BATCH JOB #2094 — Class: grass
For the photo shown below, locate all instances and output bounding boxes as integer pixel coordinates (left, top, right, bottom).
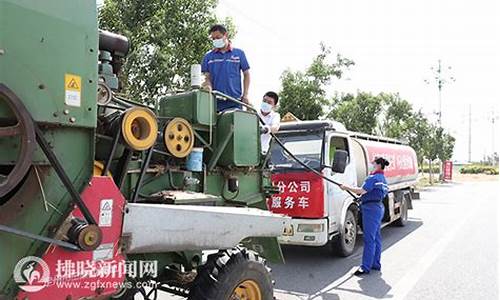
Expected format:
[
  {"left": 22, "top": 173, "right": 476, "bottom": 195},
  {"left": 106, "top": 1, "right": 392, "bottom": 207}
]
[{"left": 416, "top": 173, "right": 438, "bottom": 189}]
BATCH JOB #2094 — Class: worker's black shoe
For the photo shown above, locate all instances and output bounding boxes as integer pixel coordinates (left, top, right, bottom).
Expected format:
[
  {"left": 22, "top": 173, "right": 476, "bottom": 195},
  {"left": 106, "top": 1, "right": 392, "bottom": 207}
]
[{"left": 354, "top": 268, "right": 369, "bottom": 276}]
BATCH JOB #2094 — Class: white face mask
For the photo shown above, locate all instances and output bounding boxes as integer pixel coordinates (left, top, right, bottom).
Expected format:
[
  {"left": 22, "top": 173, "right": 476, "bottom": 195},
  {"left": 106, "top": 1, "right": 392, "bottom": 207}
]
[
  {"left": 368, "top": 163, "right": 376, "bottom": 173},
  {"left": 261, "top": 102, "right": 273, "bottom": 113},
  {"left": 212, "top": 38, "right": 225, "bottom": 49}
]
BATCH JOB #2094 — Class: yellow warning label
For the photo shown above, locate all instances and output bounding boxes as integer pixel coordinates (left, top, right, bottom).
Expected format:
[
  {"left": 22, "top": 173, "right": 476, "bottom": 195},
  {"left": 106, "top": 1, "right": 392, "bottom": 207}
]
[
  {"left": 65, "top": 74, "right": 81, "bottom": 92},
  {"left": 64, "top": 74, "right": 81, "bottom": 107}
]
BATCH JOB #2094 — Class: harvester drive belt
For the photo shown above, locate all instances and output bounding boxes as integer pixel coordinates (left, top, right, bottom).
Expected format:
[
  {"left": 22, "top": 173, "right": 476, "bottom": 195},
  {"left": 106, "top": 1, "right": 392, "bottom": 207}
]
[
  {"left": 34, "top": 124, "right": 97, "bottom": 225},
  {"left": 0, "top": 224, "right": 80, "bottom": 251}
]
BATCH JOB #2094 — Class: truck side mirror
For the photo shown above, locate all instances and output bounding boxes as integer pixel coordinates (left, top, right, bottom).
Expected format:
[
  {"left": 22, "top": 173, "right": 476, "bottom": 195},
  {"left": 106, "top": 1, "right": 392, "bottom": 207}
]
[{"left": 331, "top": 150, "right": 348, "bottom": 173}]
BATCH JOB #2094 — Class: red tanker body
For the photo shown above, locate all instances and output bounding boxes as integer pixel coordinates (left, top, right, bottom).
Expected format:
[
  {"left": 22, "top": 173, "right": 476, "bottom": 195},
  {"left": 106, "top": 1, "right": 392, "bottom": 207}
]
[
  {"left": 269, "top": 121, "right": 417, "bottom": 256},
  {"left": 350, "top": 133, "right": 418, "bottom": 187}
]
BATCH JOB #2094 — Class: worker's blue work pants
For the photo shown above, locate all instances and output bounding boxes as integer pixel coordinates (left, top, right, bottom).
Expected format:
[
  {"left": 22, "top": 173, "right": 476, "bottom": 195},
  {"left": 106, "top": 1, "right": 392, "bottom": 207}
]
[{"left": 361, "top": 202, "right": 384, "bottom": 272}]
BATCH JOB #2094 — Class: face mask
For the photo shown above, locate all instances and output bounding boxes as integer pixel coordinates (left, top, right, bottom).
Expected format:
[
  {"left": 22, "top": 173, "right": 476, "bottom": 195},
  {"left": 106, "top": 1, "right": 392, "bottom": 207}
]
[
  {"left": 261, "top": 102, "right": 273, "bottom": 113},
  {"left": 368, "top": 163, "right": 376, "bottom": 173},
  {"left": 212, "top": 38, "right": 225, "bottom": 49}
]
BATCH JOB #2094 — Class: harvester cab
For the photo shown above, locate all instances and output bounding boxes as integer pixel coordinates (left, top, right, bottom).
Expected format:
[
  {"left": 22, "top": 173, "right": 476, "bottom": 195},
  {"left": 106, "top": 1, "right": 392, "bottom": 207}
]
[{"left": 0, "top": 1, "right": 289, "bottom": 299}]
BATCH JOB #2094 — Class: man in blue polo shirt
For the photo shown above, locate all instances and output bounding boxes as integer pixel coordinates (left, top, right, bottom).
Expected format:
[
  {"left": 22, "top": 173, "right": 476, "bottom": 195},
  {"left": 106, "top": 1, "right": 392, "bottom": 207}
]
[{"left": 201, "top": 24, "right": 251, "bottom": 111}]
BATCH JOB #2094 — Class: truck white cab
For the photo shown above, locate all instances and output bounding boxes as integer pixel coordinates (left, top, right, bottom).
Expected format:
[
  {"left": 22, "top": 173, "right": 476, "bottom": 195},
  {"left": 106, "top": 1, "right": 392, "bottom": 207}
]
[{"left": 268, "top": 120, "right": 418, "bottom": 256}]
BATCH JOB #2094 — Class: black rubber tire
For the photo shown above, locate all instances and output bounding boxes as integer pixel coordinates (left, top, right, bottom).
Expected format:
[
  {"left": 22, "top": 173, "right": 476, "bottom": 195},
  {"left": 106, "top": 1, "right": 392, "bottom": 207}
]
[
  {"left": 188, "top": 246, "right": 273, "bottom": 300},
  {"left": 394, "top": 197, "right": 408, "bottom": 227},
  {"left": 331, "top": 208, "right": 357, "bottom": 257}
]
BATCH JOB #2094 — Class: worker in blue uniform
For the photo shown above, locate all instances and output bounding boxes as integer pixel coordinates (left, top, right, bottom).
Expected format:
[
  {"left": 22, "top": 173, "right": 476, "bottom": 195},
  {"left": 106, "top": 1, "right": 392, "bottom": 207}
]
[
  {"left": 201, "top": 24, "right": 250, "bottom": 112},
  {"left": 341, "top": 157, "right": 389, "bottom": 275}
]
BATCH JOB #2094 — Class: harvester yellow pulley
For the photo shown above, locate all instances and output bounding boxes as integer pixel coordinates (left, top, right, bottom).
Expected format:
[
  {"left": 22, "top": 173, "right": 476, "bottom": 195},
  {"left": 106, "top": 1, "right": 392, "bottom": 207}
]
[
  {"left": 121, "top": 107, "right": 158, "bottom": 151},
  {"left": 163, "top": 117, "right": 194, "bottom": 158},
  {"left": 232, "top": 280, "right": 262, "bottom": 300}
]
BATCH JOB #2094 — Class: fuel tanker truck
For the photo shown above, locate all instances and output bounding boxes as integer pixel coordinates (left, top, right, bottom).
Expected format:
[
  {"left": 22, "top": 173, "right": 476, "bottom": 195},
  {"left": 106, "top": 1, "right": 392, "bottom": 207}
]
[
  {"left": 0, "top": 1, "right": 290, "bottom": 299},
  {"left": 269, "top": 120, "right": 418, "bottom": 256}
]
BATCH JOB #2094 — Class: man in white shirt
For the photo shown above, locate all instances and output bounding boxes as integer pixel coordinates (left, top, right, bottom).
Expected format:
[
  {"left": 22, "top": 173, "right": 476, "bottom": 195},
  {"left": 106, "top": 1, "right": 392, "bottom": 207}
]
[{"left": 257, "top": 91, "right": 281, "bottom": 153}]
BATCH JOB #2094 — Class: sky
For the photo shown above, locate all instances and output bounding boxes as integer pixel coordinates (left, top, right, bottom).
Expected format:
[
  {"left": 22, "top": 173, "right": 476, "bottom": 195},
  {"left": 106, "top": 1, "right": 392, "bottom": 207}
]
[
  {"left": 216, "top": 0, "right": 499, "bottom": 162},
  {"left": 96, "top": 0, "right": 499, "bottom": 162}
]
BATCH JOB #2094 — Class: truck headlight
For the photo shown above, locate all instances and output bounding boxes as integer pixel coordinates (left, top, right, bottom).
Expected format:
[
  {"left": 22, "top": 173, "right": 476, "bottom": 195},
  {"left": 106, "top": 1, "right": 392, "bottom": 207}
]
[{"left": 297, "top": 224, "right": 324, "bottom": 233}]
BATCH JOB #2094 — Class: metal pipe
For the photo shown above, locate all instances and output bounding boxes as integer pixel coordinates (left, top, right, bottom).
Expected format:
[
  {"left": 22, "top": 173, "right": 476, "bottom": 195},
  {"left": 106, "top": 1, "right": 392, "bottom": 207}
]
[
  {"left": 212, "top": 90, "right": 256, "bottom": 112},
  {"left": 99, "top": 29, "right": 130, "bottom": 57}
]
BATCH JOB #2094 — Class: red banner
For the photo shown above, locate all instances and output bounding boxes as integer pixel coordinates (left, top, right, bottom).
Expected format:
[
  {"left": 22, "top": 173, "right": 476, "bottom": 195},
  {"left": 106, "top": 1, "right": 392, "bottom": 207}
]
[
  {"left": 443, "top": 160, "right": 453, "bottom": 180},
  {"left": 269, "top": 171, "right": 325, "bottom": 218}
]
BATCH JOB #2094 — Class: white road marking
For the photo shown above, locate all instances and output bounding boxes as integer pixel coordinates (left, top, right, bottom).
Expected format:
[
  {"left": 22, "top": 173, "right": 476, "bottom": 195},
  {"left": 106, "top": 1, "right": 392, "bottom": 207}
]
[
  {"left": 387, "top": 197, "right": 482, "bottom": 300},
  {"left": 274, "top": 289, "right": 309, "bottom": 299},
  {"left": 307, "top": 267, "right": 358, "bottom": 299}
]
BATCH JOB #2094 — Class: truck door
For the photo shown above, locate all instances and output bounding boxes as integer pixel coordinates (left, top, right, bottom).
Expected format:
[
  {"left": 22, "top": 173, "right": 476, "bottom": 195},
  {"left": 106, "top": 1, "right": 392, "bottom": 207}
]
[{"left": 325, "top": 134, "right": 357, "bottom": 233}]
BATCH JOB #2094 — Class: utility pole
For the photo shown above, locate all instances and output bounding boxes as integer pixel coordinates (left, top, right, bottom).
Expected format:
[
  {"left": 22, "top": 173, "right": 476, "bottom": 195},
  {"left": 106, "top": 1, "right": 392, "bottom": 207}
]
[
  {"left": 468, "top": 104, "right": 472, "bottom": 163},
  {"left": 491, "top": 107, "right": 499, "bottom": 155},
  {"left": 425, "top": 59, "right": 455, "bottom": 126}
]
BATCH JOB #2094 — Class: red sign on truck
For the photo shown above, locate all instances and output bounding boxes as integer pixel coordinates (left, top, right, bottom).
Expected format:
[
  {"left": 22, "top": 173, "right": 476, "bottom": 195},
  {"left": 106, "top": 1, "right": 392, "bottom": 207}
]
[
  {"left": 269, "top": 171, "right": 325, "bottom": 218},
  {"left": 358, "top": 139, "right": 418, "bottom": 183}
]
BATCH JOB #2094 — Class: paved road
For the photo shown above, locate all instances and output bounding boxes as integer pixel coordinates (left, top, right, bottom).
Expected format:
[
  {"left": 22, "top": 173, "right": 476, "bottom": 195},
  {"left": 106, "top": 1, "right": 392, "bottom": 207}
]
[
  {"left": 158, "top": 180, "right": 499, "bottom": 299},
  {"left": 272, "top": 180, "right": 499, "bottom": 300}
]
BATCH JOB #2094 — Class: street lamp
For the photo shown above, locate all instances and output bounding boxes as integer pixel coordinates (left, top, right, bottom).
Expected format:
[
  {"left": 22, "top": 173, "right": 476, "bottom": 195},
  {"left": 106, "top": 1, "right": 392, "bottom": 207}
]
[{"left": 424, "top": 59, "right": 455, "bottom": 126}]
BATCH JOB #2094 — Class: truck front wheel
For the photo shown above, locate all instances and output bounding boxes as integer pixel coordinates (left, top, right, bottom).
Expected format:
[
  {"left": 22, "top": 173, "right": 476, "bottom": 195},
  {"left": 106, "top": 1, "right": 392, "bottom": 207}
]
[
  {"left": 331, "top": 208, "right": 357, "bottom": 257},
  {"left": 188, "top": 246, "right": 273, "bottom": 300},
  {"left": 394, "top": 196, "right": 408, "bottom": 227}
]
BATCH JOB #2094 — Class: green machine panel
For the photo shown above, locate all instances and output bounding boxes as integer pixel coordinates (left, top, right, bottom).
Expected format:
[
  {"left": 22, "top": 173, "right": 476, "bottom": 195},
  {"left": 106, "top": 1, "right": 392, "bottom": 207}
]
[
  {"left": 217, "top": 110, "right": 260, "bottom": 167},
  {"left": 0, "top": 0, "right": 98, "bottom": 128},
  {"left": 0, "top": 1, "right": 97, "bottom": 296},
  {"left": 160, "top": 90, "right": 216, "bottom": 126}
]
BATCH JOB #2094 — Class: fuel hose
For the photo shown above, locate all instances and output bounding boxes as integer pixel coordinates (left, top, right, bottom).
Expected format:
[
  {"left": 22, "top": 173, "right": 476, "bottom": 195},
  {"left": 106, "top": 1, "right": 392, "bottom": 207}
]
[{"left": 211, "top": 91, "right": 359, "bottom": 201}]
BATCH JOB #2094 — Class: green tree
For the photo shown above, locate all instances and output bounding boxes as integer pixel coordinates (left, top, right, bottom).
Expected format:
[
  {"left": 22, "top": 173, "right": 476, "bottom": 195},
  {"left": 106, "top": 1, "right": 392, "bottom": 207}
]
[
  {"left": 421, "top": 124, "right": 455, "bottom": 183},
  {"left": 378, "top": 93, "right": 414, "bottom": 139},
  {"left": 326, "top": 90, "right": 455, "bottom": 179},
  {"left": 327, "top": 91, "right": 384, "bottom": 135},
  {"left": 422, "top": 124, "right": 439, "bottom": 183},
  {"left": 378, "top": 94, "right": 430, "bottom": 168},
  {"left": 99, "top": 0, "right": 234, "bottom": 105},
  {"left": 436, "top": 127, "right": 456, "bottom": 162},
  {"left": 278, "top": 44, "right": 354, "bottom": 120},
  {"left": 379, "top": 95, "right": 431, "bottom": 170},
  {"left": 404, "top": 111, "right": 431, "bottom": 168}
]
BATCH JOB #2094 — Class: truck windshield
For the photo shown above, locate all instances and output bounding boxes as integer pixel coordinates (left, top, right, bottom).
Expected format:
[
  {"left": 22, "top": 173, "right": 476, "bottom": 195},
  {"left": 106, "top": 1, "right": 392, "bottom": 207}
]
[{"left": 270, "top": 132, "right": 323, "bottom": 170}]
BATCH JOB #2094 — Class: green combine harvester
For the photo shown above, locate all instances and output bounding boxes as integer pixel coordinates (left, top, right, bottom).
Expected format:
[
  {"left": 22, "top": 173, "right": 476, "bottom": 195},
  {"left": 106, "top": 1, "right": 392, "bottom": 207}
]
[{"left": 0, "top": 1, "right": 289, "bottom": 299}]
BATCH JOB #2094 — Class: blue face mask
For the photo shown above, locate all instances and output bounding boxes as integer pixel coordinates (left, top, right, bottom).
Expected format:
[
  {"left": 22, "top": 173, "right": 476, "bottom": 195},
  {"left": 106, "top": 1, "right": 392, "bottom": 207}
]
[
  {"left": 261, "top": 102, "right": 273, "bottom": 113},
  {"left": 212, "top": 38, "right": 225, "bottom": 49}
]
